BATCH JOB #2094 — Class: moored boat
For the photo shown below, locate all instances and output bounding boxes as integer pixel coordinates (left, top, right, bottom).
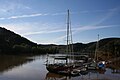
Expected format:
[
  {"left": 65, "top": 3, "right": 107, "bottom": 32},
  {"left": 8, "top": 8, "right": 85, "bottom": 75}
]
[{"left": 45, "top": 10, "right": 84, "bottom": 76}]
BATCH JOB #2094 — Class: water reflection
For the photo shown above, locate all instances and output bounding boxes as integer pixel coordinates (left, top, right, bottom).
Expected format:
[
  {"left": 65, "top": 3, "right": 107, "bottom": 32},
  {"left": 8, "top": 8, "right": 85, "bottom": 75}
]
[
  {"left": 0, "top": 54, "right": 119, "bottom": 80},
  {"left": 45, "top": 72, "right": 70, "bottom": 80},
  {"left": 0, "top": 55, "right": 33, "bottom": 73},
  {"left": 45, "top": 69, "right": 120, "bottom": 80},
  {"left": 45, "top": 54, "right": 120, "bottom": 80}
]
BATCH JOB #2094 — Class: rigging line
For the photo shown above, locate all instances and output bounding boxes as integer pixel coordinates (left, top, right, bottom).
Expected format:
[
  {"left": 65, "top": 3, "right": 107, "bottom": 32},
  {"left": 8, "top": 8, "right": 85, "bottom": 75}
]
[
  {"left": 69, "top": 13, "right": 74, "bottom": 64},
  {"left": 95, "top": 34, "right": 99, "bottom": 61}
]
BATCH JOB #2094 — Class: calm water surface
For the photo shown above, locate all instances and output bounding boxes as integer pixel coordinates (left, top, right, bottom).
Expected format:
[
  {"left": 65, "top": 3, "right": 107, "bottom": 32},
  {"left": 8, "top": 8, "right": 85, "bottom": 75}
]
[{"left": 0, "top": 54, "right": 120, "bottom": 80}]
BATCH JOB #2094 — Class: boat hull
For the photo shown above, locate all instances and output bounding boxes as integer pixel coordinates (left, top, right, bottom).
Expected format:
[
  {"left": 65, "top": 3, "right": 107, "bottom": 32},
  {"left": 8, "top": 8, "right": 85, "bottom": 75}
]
[
  {"left": 46, "top": 65, "right": 80, "bottom": 76},
  {"left": 46, "top": 64, "right": 71, "bottom": 74}
]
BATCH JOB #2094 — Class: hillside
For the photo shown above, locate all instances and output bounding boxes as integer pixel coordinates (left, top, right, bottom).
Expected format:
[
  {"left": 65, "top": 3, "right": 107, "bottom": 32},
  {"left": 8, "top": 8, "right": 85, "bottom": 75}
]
[
  {"left": 74, "top": 38, "right": 120, "bottom": 52},
  {"left": 0, "top": 27, "right": 120, "bottom": 57},
  {"left": 0, "top": 27, "right": 37, "bottom": 45},
  {"left": 59, "top": 38, "right": 120, "bottom": 52},
  {"left": 72, "top": 38, "right": 120, "bottom": 60},
  {"left": 0, "top": 27, "right": 36, "bottom": 54},
  {"left": 0, "top": 27, "right": 57, "bottom": 54}
]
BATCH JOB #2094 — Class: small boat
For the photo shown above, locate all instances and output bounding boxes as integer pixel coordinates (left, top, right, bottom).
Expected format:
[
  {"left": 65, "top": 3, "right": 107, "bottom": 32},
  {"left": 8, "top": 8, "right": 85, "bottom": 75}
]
[
  {"left": 79, "top": 67, "right": 88, "bottom": 75},
  {"left": 97, "top": 61, "right": 106, "bottom": 69},
  {"left": 71, "top": 69, "right": 80, "bottom": 76},
  {"left": 87, "top": 61, "right": 98, "bottom": 70}
]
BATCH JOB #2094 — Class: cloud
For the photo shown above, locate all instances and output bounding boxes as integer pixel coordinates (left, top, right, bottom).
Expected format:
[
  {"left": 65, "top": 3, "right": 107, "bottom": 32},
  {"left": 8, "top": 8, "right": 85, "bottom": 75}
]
[
  {"left": 52, "top": 12, "right": 66, "bottom": 16},
  {"left": 0, "top": 2, "right": 31, "bottom": 13},
  {"left": 0, "top": 23, "right": 32, "bottom": 35},
  {"left": 73, "top": 25, "right": 117, "bottom": 32},
  {"left": 0, "top": 13, "right": 48, "bottom": 20},
  {"left": 19, "top": 24, "right": 119, "bottom": 44},
  {"left": 2, "top": 23, "right": 117, "bottom": 44},
  {"left": 92, "top": 7, "right": 120, "bottom": 26},
  {"left": 0, "top": 22, "right": 65, "bottom": 37},
  {"left": 0, "top": 18, "right": 5, "bottom": 20},
  {"left": 8, "top": 13, "right": 43, "bottom": 19},
  {"left": 21, "top": 24, "right": 119, "bottom": 36},
  {"left": 51, "top": 25, "right": 119, "bottom": 44},
  {"left": 23, "top": 28, "right": 66, "bottom": 36},
  {"left": 0, "top": 12, "right": 65, "bottom": 20},
  {"left": 0, "top": 7, "right": 119, "bottom": 20},
  {"left": 0, "top": 6, "right": 119, "bottom": 44}
]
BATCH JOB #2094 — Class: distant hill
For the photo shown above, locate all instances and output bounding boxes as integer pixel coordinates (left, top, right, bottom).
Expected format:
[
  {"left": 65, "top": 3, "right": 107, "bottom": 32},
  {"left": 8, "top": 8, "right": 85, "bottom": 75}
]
[
  {"left": 0, "top": 27, "right": 57, "bottom": 54},
  {"left": 0, "top": 27, "right": 37, "bottom": 45},
  {"left": 73, "top": 38, "right": 120, "bottom": 52},
  {"left": 0, "top": 27, "right": 36, "bottom": 54},
  {"left": 71, "top": 38, "right": 120, "bottom": 60},
  {"left": 0, "top": 27, "right": 120, "bottom": 57},
  {"left": 96, "top": 38, "right": 120, "bottom": 60},
  {"left": 59, "top": 38, "right": 120, "bottom": 51}
]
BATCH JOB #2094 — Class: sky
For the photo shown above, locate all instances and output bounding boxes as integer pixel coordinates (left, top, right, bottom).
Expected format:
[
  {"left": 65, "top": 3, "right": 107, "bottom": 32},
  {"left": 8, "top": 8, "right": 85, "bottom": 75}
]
[{"left": 0, "top": 0, "right": 120, "bottom": 44}]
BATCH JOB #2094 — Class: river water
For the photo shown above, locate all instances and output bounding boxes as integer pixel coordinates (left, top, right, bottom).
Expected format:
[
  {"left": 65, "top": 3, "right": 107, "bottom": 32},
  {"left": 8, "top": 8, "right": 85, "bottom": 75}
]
[{"left": 0, "top": 54, "right": 120, "bottom": 80}]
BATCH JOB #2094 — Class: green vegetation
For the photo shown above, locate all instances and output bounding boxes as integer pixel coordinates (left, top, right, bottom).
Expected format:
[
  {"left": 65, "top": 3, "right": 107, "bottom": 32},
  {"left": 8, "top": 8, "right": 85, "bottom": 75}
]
[
  {"left": 0, "top": 27, "right": 120, "bottom": 58},
  {"left": 58, "top": 39, "right": 120, "bottom": 62},
  {"left": 0, "top": 27, "right": 58, "bottom": 55}
]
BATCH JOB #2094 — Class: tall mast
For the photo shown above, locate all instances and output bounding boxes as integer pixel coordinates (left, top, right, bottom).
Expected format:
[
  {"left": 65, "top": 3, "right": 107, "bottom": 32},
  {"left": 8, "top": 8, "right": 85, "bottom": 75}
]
[
  {"left": 97, "top": 34, "right": 99, "bottom": 61},
  {"left": 66, "top": 10, "right": 74, "bottom": 64},
  {"left": 67, "top": 9, "right": 70, "bottom": 55},
  {"left": 95, "top": 34, "right": 99, "bottom": 61}
]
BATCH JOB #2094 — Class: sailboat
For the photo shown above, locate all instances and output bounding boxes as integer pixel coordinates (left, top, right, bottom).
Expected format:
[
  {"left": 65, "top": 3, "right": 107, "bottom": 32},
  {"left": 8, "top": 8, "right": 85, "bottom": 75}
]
[
  {"left": 46, "top": 10, "right": 81, "bottom": 76},
  {"left": 95, "top": 34, "right": 106, "bottom": 70},
  {"left": 88, "top": 34, "right": 106, "bottom": 70}
]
